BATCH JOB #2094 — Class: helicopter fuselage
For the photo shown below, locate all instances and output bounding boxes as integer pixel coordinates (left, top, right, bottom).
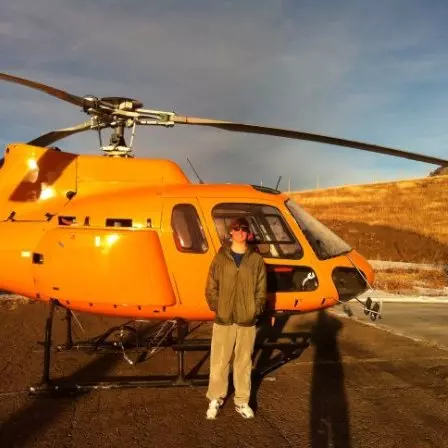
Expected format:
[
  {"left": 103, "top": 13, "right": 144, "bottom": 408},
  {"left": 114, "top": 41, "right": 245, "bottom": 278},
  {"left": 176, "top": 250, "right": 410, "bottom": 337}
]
[{"left": 0, "top": 143, "right": 374, "bottom": 320}]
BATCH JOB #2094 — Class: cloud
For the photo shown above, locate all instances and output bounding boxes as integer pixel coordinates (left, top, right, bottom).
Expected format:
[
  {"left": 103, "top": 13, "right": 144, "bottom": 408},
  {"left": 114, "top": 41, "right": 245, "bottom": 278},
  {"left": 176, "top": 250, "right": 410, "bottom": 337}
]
[{"left": 1, "top": 0, "right": 447, "bottom": 188}]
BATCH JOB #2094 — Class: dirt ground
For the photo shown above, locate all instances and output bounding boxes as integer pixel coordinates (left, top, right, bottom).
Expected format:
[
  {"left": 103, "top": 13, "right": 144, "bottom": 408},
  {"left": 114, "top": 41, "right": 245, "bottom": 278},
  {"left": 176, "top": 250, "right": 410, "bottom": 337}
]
[{"left": 1, "top": 300, "right": 448, "bottom": 448}]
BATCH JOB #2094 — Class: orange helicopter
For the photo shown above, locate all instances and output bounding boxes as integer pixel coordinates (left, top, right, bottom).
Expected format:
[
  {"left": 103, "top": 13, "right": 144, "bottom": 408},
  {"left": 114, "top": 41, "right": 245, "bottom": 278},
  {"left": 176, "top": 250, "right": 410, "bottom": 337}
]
[{"left": 1, "top": 72, "right": 447, "bottom": 394}]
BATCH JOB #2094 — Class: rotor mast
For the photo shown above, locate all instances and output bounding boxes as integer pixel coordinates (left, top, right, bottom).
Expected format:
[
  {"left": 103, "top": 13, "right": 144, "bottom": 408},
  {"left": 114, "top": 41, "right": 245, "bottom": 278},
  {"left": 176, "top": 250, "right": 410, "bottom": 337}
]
[{"left": 81, "top": 96, "right": 176, "bottom": 158}]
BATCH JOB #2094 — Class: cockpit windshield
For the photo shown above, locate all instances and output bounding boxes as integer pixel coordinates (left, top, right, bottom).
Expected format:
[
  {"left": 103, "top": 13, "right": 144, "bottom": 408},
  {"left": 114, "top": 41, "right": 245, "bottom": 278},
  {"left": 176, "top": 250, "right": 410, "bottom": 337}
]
[
  {"left": 285, "top": 198, "right": 351, "bottom": 260},
  {"left": 212, "top": 203, "right": 303, "bottom": 259}
]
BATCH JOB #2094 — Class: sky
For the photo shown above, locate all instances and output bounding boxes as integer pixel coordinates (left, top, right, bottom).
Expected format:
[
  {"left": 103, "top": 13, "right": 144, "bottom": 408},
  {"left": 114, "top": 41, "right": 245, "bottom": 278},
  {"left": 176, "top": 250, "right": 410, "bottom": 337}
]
[{"left": 1, "top": 0, "right": 448, "bottom": 190}]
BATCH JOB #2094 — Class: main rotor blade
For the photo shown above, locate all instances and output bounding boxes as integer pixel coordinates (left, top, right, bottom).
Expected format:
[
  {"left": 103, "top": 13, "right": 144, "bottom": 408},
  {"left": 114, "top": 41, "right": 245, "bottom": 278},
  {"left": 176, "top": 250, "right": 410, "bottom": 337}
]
[
  {"left": 173, "top": 116, "right": 448, "bottom": 166},
  {"left": 28, "top": 121, "right": 93, "bottom": 147},
  {"left": 0, "top": 72, "right": 85, "bottom": 107}
]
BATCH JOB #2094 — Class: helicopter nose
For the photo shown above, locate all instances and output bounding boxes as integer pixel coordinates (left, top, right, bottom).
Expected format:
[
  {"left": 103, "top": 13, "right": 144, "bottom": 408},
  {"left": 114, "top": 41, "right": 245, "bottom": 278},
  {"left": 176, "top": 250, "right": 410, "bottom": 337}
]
[
  {"left": 348, "top": 249, "right": 374, "bottom": 284},
  {"left": 331, "top": 250, "right": 374, "bottom": 302}
]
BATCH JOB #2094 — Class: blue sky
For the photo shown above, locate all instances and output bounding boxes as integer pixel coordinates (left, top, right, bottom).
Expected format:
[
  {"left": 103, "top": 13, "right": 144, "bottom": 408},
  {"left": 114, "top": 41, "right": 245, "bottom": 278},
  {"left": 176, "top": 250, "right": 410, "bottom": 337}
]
[{"left": 1, "top": 0, "right": 448, "bottom": 189}]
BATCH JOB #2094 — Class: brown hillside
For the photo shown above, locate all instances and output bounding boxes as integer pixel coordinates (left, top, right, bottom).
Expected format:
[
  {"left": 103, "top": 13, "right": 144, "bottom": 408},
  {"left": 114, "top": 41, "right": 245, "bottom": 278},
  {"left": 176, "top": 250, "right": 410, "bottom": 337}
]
[{"left": 289, "top": 175, "right": 448, "bottom": 264}]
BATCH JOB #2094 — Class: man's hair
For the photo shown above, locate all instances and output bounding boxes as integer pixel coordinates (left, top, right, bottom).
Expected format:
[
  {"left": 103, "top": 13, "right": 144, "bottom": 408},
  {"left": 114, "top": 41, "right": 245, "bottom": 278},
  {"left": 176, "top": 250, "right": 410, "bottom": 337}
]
[{"left": 228, "top": 217, "right": 250, "bottom": 231}]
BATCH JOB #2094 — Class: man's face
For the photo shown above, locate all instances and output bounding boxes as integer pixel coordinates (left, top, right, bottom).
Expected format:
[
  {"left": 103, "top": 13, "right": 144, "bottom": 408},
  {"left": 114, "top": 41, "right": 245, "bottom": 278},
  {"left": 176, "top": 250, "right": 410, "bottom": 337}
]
[{"left": 230, "top": 224, "right": 249, "bottom": 244}]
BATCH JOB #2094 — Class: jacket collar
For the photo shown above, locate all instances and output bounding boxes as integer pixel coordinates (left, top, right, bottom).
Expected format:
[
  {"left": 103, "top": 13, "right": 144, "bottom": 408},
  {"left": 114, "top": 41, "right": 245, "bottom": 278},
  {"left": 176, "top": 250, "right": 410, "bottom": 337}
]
[{"left": 219, "top": 242, "right": 256, "bottom": 259}]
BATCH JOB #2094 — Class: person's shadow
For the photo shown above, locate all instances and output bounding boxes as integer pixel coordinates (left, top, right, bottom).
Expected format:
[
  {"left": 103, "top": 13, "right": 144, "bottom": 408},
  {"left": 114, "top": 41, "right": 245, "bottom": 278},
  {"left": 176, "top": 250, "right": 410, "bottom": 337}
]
[{"left": 310, "top": 310, "right": 351, "bottom": 448}]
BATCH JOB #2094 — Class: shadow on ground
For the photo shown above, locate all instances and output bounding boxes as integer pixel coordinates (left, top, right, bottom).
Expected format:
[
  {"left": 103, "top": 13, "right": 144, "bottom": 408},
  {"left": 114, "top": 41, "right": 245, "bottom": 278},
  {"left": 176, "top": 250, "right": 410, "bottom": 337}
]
[
  {"left": 249, "top": 313, "right": 311, "bottom": 411},
  {"left": 310, "top": 310, "right": 351, "bottom": 448},
  {"left": 0, "top": 306, "right": 351, "bottom": 448},
  {"left": 0, "top": 311, "right": 179, "bottom": 447}
]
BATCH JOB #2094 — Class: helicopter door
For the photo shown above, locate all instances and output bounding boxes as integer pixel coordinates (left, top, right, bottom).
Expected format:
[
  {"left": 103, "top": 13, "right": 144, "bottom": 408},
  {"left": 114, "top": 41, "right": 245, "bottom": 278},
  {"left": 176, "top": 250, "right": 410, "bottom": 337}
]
[{"left": 160, "top": 200, "right": 216, "bottom": 309}]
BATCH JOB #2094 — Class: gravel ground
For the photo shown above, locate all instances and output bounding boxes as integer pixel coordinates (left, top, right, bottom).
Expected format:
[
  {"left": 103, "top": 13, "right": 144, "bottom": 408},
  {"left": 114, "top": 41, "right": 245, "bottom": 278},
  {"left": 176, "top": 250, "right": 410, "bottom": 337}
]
[{"left": 0, "top": 300, "right": 447, "bottom": 448}]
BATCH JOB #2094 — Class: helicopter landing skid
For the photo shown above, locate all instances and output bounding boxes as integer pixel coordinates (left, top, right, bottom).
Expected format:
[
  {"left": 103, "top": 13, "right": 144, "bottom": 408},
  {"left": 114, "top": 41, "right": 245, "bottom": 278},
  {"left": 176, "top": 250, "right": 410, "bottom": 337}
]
[
  {"left": 363, "top": 296, "right": 383, "bottom": 322},
  {"left": 29, "top": 300, "right": 210, "bottom": 396}
]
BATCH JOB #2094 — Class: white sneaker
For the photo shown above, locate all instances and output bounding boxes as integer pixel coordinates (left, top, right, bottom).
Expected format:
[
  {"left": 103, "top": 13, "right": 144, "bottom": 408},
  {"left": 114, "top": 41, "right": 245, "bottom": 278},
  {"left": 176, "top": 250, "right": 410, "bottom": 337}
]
[
  {"left": 206, "top": 399, "right": 223, "bottom": 419},
  {"left": 235, "top": 403, "right": 254, "bottom": 419}
]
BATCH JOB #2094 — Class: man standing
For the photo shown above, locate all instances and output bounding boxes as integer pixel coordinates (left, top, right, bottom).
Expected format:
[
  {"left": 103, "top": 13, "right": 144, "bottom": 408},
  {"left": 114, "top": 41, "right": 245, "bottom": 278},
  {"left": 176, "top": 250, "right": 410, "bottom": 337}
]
[{"left": 205, "top": 217, "right": 267, "bottom": 419}]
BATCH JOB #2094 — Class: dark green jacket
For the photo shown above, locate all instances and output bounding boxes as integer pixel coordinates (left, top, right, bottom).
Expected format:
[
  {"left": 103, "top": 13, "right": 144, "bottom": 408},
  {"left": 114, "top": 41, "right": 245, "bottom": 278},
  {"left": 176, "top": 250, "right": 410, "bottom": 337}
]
[{"left": 205, "top": 244, "right": 267, "bottom": 326}]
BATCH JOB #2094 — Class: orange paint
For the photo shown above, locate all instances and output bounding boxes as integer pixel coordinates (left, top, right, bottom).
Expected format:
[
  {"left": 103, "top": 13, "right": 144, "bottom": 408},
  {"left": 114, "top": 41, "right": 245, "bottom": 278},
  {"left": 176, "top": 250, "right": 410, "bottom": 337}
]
[{"left": 0, "top": 143, "right": 374, "bottom": 320}]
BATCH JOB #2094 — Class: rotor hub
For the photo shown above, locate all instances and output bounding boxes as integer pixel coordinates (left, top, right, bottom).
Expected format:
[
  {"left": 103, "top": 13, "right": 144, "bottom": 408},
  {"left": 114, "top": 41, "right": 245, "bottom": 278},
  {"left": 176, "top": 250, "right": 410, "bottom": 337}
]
[{"left": 100, "top": 97, "right": 143, "bottom": 110}]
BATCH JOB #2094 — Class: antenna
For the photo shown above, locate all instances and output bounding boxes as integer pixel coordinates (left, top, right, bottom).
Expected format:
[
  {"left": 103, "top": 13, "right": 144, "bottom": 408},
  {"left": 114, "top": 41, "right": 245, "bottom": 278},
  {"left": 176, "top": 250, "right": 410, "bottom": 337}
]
[
  {"left": 186, "top": 157, "right": 205, "bottom": 184},
  {"left": 275, "top": 175, "right": 282, "bottom": 190}
]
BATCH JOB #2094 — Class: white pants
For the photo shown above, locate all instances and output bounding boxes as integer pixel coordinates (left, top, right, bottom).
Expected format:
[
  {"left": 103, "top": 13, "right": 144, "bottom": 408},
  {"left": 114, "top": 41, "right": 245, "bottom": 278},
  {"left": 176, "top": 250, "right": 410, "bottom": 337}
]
[{"left": 206, "top": 323, "right": 256, "bottom": 405}]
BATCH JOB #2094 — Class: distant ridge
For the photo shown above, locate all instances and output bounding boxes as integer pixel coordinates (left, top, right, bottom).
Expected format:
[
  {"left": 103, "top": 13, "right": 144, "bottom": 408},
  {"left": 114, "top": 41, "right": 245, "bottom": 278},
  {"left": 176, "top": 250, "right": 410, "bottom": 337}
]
[
  {"left": 286, "top": 172, "right": 448, "bottom": 194},
  {"left": 289, "top": 175, "right": 448, "bottom": 265}
]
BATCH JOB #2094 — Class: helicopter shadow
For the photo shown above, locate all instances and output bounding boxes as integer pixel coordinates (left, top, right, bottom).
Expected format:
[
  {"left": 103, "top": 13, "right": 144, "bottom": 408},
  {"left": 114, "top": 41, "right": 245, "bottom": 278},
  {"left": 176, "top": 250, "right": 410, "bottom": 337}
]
[
  {"left": 309, "top": 309, "right": 351, "bottom": 448},
  {"left": 250, "top": 313, "right": 311, "bottom": 411},
  {"left": 215, "top": 312, "right": 312, "bottom": 412},
  {"left": 0, "top": 309, "right": 351, "bottom": 447},
  {"left": 0, "top": 353, "right": 115, "bottom": 447},
  {"left": 0, "top": 317, "right": 162, "bottom": 448}
]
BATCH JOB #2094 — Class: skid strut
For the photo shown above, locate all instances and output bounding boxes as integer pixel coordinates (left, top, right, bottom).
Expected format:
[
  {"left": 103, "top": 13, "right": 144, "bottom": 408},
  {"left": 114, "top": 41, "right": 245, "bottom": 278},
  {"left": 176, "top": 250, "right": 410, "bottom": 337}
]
[
  {"left": 29, "top": 301, "right": 310, "bottom": 396},
  {"left": 30, "top": 300, "right": 210, "bottom": 395}
]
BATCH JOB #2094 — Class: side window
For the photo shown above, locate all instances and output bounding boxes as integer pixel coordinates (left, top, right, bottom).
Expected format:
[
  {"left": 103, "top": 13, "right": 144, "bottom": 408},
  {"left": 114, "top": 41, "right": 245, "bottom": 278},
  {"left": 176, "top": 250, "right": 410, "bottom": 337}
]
[
  {"left": 171, "top": 204, "right": 208, "bottom": 253},
  {"left": 212, "top": 203, "right": 303, "bottom": 260}
]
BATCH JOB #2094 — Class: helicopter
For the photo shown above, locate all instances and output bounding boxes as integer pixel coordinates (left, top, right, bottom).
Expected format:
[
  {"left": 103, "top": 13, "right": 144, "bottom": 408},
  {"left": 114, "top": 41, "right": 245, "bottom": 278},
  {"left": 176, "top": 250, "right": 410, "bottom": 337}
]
[{"left": 1, "top": 72, "right": 447, "bottom": 394}]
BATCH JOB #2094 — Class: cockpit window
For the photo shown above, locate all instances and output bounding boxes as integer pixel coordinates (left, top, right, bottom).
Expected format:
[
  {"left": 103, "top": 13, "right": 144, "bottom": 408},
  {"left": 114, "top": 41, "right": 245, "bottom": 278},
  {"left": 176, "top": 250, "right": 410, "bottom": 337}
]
[
  {"left": 212, "top": 203, "right": 303, "bottom": 259},
  {"left": 285, "top": 199, "right": 351, "bottom": 260}
]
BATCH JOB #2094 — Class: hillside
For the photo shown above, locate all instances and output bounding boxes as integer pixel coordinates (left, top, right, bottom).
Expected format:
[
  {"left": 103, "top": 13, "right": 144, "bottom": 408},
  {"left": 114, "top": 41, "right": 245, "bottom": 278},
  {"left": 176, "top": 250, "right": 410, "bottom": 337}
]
[
  {"left": 290, "top": 175, "right": 448, "bottom": 264},
  {"left": 289, "top": 175, "right": 448, "bottom": 294}
]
